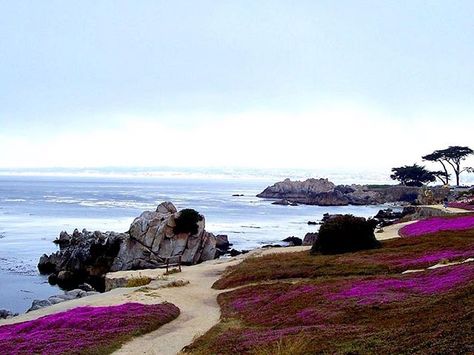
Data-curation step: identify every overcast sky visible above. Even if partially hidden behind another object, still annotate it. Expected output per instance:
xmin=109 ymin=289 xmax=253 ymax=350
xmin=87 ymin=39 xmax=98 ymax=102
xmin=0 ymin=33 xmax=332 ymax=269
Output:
xmin=1 ymin=1 xmax=473 ymax=174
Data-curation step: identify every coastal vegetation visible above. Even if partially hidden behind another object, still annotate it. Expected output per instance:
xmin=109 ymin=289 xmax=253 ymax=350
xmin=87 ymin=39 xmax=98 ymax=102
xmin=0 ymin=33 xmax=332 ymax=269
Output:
xmin=310 ymin=215 xmax=380 ymax=254
xmin=125 ymin=275 xmax=152 ymax=288
xmin=186 ymin=214 xmax=474 ymax=354
xmin=173 ymin=208 xmax=204 ymax=235
xmin=423 ymin=146 xmax=473 ymax=186
xmin=390 ymin=145 xmax=474 ymax=187
xmin=0 ymin=302 xmax=180 ymax=354
xmin=390 ymin=164 xmax=436 ymax=187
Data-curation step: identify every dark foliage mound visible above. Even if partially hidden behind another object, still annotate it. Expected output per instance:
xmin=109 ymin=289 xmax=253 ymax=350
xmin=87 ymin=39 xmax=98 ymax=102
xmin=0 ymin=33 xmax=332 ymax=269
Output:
xmin=311 ymin=214 xmax=380 ymax=254
xmin=399 ymin=192 xmax=419 ymax=203
xmin=173 ymin=209 xmax=204 ymax=235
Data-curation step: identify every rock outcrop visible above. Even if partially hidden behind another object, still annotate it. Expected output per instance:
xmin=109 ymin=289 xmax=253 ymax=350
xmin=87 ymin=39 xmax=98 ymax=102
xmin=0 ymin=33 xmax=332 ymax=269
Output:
xmin=0 ymin=309 xmax=18 ymax=319
xmin=303 ymin=232 xmax=318 ymax=246
xmin=257 ymin=178 xmax=449 ymax=206
xmin=27 ymin=289 xmax=99 ymax=313
xmin=38 ymin=202 xmax=224 ymax=291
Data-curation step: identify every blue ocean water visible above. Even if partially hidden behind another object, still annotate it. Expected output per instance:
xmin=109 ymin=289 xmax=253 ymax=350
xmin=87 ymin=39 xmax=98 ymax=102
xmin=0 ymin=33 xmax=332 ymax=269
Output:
xmin=0 ymin=175 xmax=390 ymax=313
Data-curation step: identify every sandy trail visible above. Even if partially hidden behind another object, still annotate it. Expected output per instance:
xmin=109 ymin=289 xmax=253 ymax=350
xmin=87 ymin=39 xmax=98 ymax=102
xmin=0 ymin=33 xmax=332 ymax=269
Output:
xmin=419 ymin=204 xmax=473 ymax=214
xmin=375 ymin=221 xmax=415 ymax=240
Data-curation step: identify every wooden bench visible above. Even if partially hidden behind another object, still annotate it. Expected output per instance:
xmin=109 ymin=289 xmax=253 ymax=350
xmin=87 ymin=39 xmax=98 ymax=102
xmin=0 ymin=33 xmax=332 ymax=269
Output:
xmin=163 ymin=255 xmax=182 ymax=273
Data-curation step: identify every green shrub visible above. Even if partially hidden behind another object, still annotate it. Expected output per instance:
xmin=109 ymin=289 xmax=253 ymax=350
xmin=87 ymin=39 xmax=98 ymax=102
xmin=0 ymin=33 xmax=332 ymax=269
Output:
xmin=126 ymin=276 xmax=152 ymax=287
xmin=173 ymin=209 xmax=203 ymax=235
xmin=311 ymin=215 xmax=380 ymax=254
xmin=399 ymin=192 xmax=419 ymax=203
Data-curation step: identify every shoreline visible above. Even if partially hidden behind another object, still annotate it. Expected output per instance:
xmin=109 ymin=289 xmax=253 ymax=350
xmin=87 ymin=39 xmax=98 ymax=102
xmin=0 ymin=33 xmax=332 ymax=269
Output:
xmin=1 ymin=204 xmax=465 ymax=316
xmin=0 ymin=218 xmax=411 ymax=354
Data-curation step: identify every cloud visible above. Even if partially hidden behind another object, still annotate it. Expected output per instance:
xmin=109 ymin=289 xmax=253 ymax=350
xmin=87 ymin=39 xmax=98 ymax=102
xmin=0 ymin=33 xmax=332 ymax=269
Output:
xmin=1 ymin=101 xmax=473 ymax=173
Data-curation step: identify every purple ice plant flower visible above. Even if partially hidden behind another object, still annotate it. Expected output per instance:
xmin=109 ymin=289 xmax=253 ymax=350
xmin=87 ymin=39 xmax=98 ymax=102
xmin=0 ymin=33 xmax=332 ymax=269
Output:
xmin=399 ymin=216 xmax=474 ymax=237
xmin=330 ymin=264 xmax=473 ymax=304
xmin=0 ymin=302 xmax=180 ymax=355
xmin=394 ymin=249 xmax=474 ymax=267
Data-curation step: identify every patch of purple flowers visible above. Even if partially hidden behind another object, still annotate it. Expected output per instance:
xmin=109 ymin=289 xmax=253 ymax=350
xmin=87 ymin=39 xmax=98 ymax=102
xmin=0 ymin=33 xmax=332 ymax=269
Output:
xmin=399 ymin=216 xmax=474 ymax=237
xmin=330 ymin=263 xmax=473 ymax=304
xmin=0 ymin=302 xmax=180 ymax=355
xmin=394 ymin=249 xmax=473 ymax=268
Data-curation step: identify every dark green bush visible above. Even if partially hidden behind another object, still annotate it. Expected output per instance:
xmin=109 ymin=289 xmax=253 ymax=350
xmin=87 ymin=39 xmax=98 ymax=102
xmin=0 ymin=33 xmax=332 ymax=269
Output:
xmin=311 ymin=215 xmax=380 ymax=254
xmin=173 ymin=209 xmax=203 ymax=235
xmin=399 ymin=192 xmax=419 ymax=203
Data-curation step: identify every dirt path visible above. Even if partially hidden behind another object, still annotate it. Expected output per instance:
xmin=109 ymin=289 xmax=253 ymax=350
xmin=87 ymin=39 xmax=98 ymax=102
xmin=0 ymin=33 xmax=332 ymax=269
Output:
xmin=420 ymin=204 xmax=472 ymax=214
xmin=375 ymin=221 xmax=416 ymax=240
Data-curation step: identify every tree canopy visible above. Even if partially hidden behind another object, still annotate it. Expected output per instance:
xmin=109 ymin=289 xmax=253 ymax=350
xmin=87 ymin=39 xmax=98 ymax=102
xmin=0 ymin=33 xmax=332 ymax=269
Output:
xmin=390 ymin=164 xmax=436 ymax=187
xmin=423 ymin=146 xmax=473 ymax=186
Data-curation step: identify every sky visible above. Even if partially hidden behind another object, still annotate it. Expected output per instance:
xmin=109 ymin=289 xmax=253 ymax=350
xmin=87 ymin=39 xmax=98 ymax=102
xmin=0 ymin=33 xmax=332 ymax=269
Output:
xmin=1 ymin=1 xmax=473 ymax=178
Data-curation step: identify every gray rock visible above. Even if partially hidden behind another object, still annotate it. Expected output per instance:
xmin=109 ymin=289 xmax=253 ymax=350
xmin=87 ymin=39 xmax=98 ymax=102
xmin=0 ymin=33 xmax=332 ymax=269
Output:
xmin=257 ymin=178 xmax=450 ymax=206
xmin=85 ymin=291 xmax=99 ymax=296
xmin=47 ymin=296 xmax=66 ymax=305
xmin=215 ymin=234 xmax=230 ymax=250
xmin=38 ymin=202 xmax=222 ymax=290
xmin=65 ymin=289 xmax=86 ymax=298
xmin=27 ymin=299 xmax=52 ymax=312
xmin=303 ymin=232 xmax=319 ymax=246
xmin=78 ymin=283 xmax=96 ymax=292
xmin=0 ymin=309 xmax=18 ymax=319
xmin=156 ymin=201 xmax=177 ymax=214
xmin=28 ymin=289 xmax=99 ymax=312
xmin=271 ymin=199 xmax=298 ymax=206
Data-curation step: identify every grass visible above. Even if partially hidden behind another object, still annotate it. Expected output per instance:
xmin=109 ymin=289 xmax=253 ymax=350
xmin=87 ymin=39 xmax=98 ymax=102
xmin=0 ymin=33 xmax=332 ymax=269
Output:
xmin=448 ymin=202 xmax=474 ymax=211
xmin=162 ymin=279 xmax=190 ymax=288
xmin=0 ymin=302 xmax=180 ymax=354
xmin=250 ymin=336 xmax=314 ymax=355
xmin=164 ymin=268 xmax=182 ymax=275
xmin=185 ymin=218 xmax=474 ymax=354
xmin=213 ymin=227 xmax=474 ymax=290
xmin=125 ymin=276 xmax=152 ymax=287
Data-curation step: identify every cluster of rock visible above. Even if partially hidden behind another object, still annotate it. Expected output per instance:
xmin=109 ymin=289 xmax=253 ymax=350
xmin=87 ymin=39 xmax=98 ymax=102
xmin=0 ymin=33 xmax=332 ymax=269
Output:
xmin=257 ymin=178 xmax=449 ymax=206
xmin=38 ymin=202 xmax=230 ymax=291
xmin=27 ymin=288 xmax=99 ymax=313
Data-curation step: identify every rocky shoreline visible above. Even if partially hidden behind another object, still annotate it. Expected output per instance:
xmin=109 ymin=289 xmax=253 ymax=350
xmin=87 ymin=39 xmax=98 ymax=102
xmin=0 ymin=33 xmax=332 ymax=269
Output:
xmin=1 ymin=200 xmax=463 ymax=319
xmin=38 ymin=202 xmax=231 ymax=292
xmin=257 ymin=178 xmax=450 ymax=206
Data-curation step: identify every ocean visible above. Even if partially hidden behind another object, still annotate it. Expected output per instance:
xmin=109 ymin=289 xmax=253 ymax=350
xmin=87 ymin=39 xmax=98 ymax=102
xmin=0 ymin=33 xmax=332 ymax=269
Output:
xmin=0 ymin=174 xmax=391 ymax=313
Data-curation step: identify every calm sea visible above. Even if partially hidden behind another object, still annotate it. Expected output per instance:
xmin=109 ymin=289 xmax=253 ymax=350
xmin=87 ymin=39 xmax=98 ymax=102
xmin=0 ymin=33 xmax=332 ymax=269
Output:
xmin=0 ymin=175 xmax=389 ymax=313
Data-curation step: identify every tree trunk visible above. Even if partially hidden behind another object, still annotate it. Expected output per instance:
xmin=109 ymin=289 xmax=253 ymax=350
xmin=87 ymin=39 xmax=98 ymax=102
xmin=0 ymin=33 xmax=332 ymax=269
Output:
xmin=445 ymin=159 xmax=458 ymax=186
xmin=438 ymin=160 xmax=450 ymax=184
xmin=455 ymin=162 xmax=461 ymax=186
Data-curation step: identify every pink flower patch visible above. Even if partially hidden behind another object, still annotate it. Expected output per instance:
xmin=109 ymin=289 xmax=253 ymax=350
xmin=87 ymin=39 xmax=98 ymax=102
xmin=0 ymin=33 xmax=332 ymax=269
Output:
xmin=330 ymin=264 xmax=473 ymax=304
xmin=0 ymin=302 xmax=180 ymax=355
xmin=399 ymin=216 xmax=474 ymax=237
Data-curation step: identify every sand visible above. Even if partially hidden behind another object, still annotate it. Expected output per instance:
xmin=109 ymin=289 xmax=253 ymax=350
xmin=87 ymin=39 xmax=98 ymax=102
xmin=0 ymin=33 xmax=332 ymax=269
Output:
xmin=419 ymin=204 xmax=472 ymax=214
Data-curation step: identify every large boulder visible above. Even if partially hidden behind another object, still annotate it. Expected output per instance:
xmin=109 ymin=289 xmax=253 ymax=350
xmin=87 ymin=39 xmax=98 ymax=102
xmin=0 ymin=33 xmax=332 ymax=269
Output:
xmin=38 ymin=229 xmax=125 ymax=290
xmin=257 ymin=179 xmax=360 ymax=205
xmin=303 ymin=232 xmax=318 ymax=246
xmin=38 ymin=202 xmax=221 ymax=291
